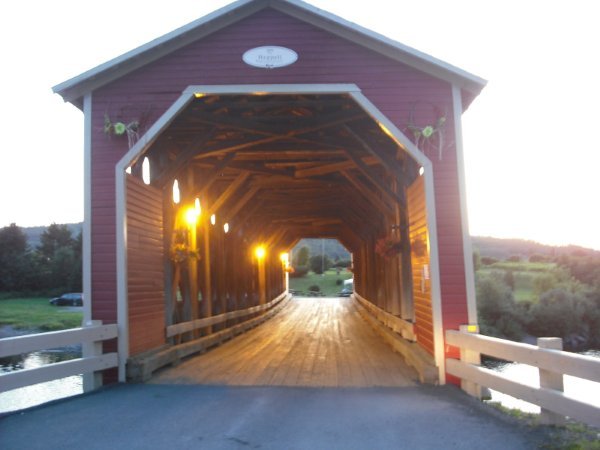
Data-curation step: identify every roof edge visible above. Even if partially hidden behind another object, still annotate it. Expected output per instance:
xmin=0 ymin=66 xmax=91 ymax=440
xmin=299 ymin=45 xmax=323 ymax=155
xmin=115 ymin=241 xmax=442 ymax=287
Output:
xmin=53 ymin=0 xmax=486 ymax=106
xmin=274 ymin=0 xmax=486 ymax=93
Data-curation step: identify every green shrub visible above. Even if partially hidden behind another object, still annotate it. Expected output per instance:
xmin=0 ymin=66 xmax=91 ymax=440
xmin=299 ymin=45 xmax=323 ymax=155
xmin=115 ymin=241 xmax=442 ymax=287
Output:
xmin=308 ymin=285 xmax=320 ymax=292
xmin=476 ymin=273 xmax=526 ymax=340
xmin=480 ymin=256 xmax=499 ymax=266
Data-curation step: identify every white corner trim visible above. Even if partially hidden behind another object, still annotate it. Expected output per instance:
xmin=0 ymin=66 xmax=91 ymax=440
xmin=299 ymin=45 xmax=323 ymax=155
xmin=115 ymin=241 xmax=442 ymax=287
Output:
xmin=452 ymin=85 xmax=478 ymax=325
xmin=82 ymin=93 xmax=93 ymax=325
xmin=115 ymin=167 xmax=128 ymax=382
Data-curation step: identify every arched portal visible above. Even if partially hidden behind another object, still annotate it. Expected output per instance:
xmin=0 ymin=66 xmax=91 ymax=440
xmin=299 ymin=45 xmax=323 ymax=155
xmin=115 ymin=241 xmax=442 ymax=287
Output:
xmin=115 ymin=84 xmax=444 ymax=383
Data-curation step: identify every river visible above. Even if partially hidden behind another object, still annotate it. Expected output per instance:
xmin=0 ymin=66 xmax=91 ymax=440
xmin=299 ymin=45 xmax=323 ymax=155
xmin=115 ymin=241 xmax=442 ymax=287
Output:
xmin=0 ymin=345 xmax=83 ymax=414
xmin=482 ymin=350 xmax=600 ymax=413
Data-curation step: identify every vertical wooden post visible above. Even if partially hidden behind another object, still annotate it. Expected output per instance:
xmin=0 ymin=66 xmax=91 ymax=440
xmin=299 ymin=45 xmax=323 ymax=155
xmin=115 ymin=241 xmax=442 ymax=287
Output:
xmin=188 ymin=220 xmax=199 ymax=337
xmin=163 ymin=191 xmax=175 ymax=332
xmin=459 ymin=324 xmax=484 ymax=399
xmin=203 ymin=218 xmax=213 ymax=334
xmin=82 ymin=320 xmax=103 ymax=392
xmin=398 ymin=185 xmax=414 ymax=321
xmin=258 ymin=256 xmax=266 ymax=305
xmin=538 ymin=337 xmax=566 ymax=425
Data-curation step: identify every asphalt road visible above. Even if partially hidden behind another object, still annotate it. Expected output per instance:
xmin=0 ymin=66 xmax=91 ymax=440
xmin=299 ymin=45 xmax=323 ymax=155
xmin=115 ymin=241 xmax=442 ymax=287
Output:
xmin=0 ymin=384 xmax=552 ymax=449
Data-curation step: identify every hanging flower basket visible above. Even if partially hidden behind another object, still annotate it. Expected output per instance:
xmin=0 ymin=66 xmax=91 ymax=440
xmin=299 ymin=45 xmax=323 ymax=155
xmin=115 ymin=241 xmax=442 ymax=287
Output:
xmin=170 ymin=243 xmax=200 ymax=263
xmin=104 ymin=114 xmax=140 ymax=148
xmin=375 ymin=236 xmax=402 ymax=259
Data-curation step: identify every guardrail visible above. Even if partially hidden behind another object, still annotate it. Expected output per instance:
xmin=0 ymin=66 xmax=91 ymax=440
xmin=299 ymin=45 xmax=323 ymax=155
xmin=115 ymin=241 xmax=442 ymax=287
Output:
xmin=0 ymin=321 xmax=118 ymax=393
xmin=353 ymin=293 xmax=415 ymax=340
xmin=166 ymin=291 xmax=289 ymax=338
xmin=446 ymin=327 xmax=600 ymax=427
xmin=352 ymin=293 xmax=437 ymax=384
xmin=128 ymin=292 xmax=291 ymax=381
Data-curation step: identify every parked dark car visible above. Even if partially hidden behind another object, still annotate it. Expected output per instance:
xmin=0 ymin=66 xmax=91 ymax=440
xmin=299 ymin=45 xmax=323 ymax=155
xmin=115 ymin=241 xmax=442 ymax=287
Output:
xmin=49 ymin=293 xmax=83 ymax=306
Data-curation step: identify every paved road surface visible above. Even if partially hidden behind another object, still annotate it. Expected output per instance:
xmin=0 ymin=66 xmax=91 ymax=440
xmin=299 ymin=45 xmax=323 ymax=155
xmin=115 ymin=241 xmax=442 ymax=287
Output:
xmin=0 ymin=383 xmax=552 ymax=449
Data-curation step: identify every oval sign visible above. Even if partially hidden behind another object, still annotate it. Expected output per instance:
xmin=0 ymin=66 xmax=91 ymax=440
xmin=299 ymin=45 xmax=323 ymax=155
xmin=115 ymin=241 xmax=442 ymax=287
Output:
xmin=243 ymin=46 xmax=298 ymax=69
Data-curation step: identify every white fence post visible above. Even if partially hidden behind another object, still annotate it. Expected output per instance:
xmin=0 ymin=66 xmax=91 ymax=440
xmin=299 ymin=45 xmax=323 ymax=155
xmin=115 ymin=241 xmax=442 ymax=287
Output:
xmin=458 ymin=325 xmax=484 ymax=399
xmin=82 ymin=320 xmax=103 ymax=392
xmin=537 ymin=337 xmax=566 ymax=425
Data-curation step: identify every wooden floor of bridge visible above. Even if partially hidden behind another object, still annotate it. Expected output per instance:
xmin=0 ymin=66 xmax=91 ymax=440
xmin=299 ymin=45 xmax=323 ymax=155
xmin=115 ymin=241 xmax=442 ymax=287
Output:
xmin=150 ymin=297 xmax=419 ymax=387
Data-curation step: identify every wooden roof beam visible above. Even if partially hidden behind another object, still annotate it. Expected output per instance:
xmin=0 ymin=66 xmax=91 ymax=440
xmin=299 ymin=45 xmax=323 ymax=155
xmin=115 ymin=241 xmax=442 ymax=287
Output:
xmin=151 ymin=128 xmax=216 ymax=187
xmin=343 ymin=149 xmax=407 ymax=211
xmin=340 ymin=170 xmax=394 ymax=217
xmin=294 ymin=155 xmax=379 ymax=178
xmin=343 ymin=124 xmax=407 ymax=186
xmin=206 ymin=172 xmax=251 ymax=216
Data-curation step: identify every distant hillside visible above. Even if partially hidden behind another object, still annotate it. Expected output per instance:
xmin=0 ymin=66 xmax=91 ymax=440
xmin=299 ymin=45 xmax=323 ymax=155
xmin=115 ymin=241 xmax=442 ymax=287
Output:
xmin=22 ymin=223 xmax=83 ymax=249
xmin=472 ymin=236 xmax=599 ymax=260
xmin=17 ymin=223 xmax=598 ymax=261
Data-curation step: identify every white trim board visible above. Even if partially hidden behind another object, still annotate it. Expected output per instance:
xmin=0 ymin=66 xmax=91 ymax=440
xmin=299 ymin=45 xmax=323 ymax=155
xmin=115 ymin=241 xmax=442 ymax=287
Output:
xmin=452 ymin=84 xmax=478 ymax=325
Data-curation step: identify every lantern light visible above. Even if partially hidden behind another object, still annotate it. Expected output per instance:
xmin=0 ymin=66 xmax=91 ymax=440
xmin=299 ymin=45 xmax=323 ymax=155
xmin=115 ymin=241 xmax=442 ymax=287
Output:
xmin=255 ymin=246 xmax=266 ymax=260
xmin=142 ymin=157 xmax=151 ymax=185
xmin=280 ymin=252 xmax=289 ymax=265
xmin=185 ymin=207 xmax=198 ymax=226
xmin=173 ymin=179 xmax=180 ymax=204
xmin=210 ymin=214 xmax=216 ymax=226
xmin=223 ymin=223 xmax=229 ymax=234
xmin=195 ymin=198 xmax=201 ymax=216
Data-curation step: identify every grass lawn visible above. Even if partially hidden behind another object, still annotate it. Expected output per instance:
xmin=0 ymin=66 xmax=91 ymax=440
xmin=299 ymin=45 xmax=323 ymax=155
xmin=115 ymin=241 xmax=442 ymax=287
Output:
xmin=289 ymin=269 xmax=352 ymax=296
xmin=478 ymin=261 xmax=560 ymax=303
xmin=0 ymin=297 xmax=83 ymax=332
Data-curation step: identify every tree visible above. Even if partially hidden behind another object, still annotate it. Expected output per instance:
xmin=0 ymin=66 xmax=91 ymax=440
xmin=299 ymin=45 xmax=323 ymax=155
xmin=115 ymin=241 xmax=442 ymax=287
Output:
xmin=39 ymin=223 xmax=74 ymax=260
xmin=476 ymin=273 xmax=526 ymax=340
xmin=37 ymin=225 xmax=81 ymax=292
xmin=293 ymin=246 xmax=310 ymax=267
xmin=527 ymin=288 xmax=591 ymax=349
xmin=0 ymin=224 xmax=33 ymax=291
xmin=309 ymin=254 xmax=331 ymax=275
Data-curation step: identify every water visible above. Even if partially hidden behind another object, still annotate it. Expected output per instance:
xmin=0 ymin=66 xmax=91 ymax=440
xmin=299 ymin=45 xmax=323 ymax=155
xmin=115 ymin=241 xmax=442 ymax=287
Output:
xmin=0 ymin=346 xmax=83 ymax=414
xmin=483 ymin=350 xmax=600 ymax=414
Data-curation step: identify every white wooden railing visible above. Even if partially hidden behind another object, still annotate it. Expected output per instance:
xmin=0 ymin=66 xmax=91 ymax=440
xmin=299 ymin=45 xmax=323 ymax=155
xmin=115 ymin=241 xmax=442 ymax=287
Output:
xmin=166 ymin=291 xmax=289 ymax=338
xmin=0 ymin=321 xmax=118 ymax=393
xmin=446 ymin=327 xmax=600 ymax=427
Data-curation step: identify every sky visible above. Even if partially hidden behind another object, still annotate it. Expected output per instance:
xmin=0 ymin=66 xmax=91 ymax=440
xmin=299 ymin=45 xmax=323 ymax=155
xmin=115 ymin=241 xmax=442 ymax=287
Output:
xmin=1 ymin=0 xmax=599 ymax=250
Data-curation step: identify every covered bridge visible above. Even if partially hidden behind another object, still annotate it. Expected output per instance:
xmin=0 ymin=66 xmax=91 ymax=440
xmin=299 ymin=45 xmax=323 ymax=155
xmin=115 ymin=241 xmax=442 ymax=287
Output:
xmin=53 ymin=0 xmax=485 ymax=385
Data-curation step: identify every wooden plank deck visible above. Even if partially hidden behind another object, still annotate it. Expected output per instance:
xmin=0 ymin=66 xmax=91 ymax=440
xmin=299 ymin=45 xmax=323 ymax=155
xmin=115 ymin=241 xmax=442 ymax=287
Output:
xmin=150 ymin=297 xmax=419 ymax=387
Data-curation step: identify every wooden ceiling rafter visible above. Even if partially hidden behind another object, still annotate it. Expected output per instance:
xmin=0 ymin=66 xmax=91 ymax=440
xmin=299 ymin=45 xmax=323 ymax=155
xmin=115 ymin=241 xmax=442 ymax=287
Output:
xmin=205 ymin=172 xmax=251 ymax=217
xmin=340 ymin=170 xmax=394 ymax=217
xmin=343 ymin=148 xmax=407 ymax=211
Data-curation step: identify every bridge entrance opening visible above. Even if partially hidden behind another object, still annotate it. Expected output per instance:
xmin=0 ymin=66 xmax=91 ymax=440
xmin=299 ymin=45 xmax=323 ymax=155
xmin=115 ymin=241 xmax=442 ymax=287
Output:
xmin=288 ymin=238 xmax=353 ymax=297
xmin=120 ymin=86 xmax=439 ymax=384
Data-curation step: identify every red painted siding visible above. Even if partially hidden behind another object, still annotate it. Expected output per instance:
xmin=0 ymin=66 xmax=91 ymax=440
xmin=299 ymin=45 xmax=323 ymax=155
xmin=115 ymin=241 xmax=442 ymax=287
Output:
xmin=90 ymin=7 xmax=469 ymax=360
xmin=126 ymin=177 xmax=165 ymax=356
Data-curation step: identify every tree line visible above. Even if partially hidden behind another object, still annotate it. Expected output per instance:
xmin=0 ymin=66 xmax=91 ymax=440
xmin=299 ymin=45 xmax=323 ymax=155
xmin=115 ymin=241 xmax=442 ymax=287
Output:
xmin=474 ymin=250 xmax=600 ymax=351
xmin=0 ymin=223 xmax=82 ymax=296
